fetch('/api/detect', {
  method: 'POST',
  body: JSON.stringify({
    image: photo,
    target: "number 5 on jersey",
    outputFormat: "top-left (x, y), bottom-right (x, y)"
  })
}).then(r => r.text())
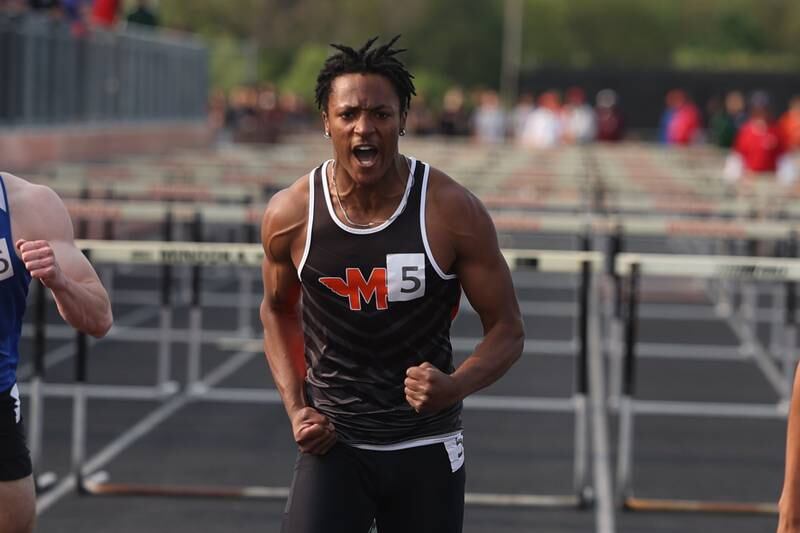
top-left (319, 253), bottom-right (426, 311)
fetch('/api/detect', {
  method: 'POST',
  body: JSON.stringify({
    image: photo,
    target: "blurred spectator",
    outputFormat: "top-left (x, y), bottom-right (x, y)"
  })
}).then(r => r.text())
top-left (62, 0), bottom-right (90, 36)
top-left (708, 90), bottom-right (746, 149)
top-left (734, 91), bottom-right (783, 172)
top-left (126, 0), bottom-right (158, 27)
top-left (510, 91), bottom-right (535, 141)
top-left (725, 91), bottom-right (795, 185)
top-left (658, 89), bottom-right (682, 143)
top-left (1, 0), bottom-right (28, 15)
top-left (227, 85), bottom-right (258, 139)
top-left (406, 93), bottom-right (437, 136)
top-left (561, 86), bottom-right (595, 144)
top-left (520, 90), bottom-right (561, 149)
top-left (279, 90), bottom-right (313, 134)
top-left (208, 89), bottom-right (229, 142)
top-left (257, 83), bottom-right (283, 143)
top-left (439, 87), bottom-right (470, 137)
top-left (27, 0), bottom-right (59, 13)
top-left (91, 0), bottom-right (121, 28)
top-left (226, 84), bottom-right (284, 144)
top-left (666, 91), bottom-right (701, 145)
top-left (472, 89), bottom-right (506, 144)
top-left (778, 95), bottom-right (800, 152)
top-left (27, 0), bottom-right (62, 20)
top-left (595, 89), bottom-right (625, 142)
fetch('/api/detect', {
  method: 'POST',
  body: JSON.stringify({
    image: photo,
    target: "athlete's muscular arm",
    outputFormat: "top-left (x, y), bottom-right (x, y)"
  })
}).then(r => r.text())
top-left (11, 178), bottom-right (112, 338)
top-left (778, 368), bottom-right (800, 532)
top-left (405, 170), bottom-right (524, 413)
top-left (260, 180), bottom-right (336, 455)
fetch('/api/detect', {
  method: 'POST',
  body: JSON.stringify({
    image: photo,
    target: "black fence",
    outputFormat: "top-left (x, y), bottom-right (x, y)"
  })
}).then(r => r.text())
top-left (0, 13), bottom-right (209, 126)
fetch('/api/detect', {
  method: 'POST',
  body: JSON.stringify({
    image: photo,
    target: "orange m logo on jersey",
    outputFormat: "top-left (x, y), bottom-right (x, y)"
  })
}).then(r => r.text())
top-left (319, 268), bottom-right (388, 311)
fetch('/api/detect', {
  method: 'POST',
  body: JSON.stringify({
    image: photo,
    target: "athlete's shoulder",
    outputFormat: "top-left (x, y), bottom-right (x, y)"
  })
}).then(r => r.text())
top-left (2, 172), bottom-right (61, 203)
top-left (0, 172), bottom-right (69, 231)
top-left (260, 169), bottom-right (314, 258)
top-left (0, 171), bottom-right (29, 199)
top-left (263, 164), bottom-right (318, 225)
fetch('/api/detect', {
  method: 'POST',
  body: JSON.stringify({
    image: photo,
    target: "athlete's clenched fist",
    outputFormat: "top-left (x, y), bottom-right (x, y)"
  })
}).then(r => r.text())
top-left (291, 406), bottom-right (337, 455)
top-left (405, 362), bottom-right (461, 414)
top-left (16, 239), bottom-right (66, 290)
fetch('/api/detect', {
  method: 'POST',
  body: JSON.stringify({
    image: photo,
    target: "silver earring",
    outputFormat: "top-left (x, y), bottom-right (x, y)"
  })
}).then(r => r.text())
top-left (324, 131), bottom-right (331, 138)
top-left (399, 129), bottom-right (406, 136)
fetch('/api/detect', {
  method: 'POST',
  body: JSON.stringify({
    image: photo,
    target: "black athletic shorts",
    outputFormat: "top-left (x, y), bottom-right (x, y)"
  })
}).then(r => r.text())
top-left (282, 434), bottom-right (466, 533)
top-left (0, 384), bottom-right (33, 482)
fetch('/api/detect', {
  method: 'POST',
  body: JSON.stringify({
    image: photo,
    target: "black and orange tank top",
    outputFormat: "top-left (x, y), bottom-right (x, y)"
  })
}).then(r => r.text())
top-left (297, 157), bottom-right (462, 446)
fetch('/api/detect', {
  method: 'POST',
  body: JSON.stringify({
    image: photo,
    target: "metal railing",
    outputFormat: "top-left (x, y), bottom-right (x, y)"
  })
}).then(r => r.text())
top-left (0, 12), bottom-right (208, 126)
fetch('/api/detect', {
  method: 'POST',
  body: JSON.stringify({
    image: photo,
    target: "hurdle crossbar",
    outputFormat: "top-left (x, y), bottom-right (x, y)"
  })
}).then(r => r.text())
top-left (624, 496), bottom-right (777, 515)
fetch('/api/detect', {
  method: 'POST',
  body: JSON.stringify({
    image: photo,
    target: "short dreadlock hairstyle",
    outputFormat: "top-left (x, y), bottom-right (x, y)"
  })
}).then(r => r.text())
top-left (315, 35), bottom-right (416, 114)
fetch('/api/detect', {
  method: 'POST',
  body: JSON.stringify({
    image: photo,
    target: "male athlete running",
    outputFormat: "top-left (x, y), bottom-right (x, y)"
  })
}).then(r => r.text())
top-left (260, 36), bottom-right (523, 533)
top-left (0, 172), bottom-right (112, 533)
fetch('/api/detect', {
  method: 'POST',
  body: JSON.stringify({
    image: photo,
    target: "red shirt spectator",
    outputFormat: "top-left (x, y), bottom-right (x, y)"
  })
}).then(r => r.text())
top-left (734, 119), bottom-right (784, 172)
top-left (667, 101), bottom-right (701, 145)
top-left (91, 0), bottom-right (120, 27)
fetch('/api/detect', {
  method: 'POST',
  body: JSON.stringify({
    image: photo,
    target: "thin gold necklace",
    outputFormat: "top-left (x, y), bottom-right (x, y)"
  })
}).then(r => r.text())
top-left (329, 158), bottom-right (409, 228)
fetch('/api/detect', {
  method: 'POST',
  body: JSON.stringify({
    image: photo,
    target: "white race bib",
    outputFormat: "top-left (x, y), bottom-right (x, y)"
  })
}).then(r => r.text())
top-left (386, 253), bottom-right (425, 302)
top-left (0, 238), bottom-right (14, 282)
top-left (11, 383), bottom-right (20, 423)
top-left (443, 433), bottom-right (465, 473)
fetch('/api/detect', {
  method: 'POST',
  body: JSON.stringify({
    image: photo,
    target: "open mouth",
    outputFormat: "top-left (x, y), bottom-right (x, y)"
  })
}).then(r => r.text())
top-left (353, 145), bottom-right (379, 166)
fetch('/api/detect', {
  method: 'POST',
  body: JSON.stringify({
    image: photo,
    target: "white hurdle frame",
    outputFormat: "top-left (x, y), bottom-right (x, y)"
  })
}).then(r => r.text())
top-left (613, 252), bottom-right (800, 514)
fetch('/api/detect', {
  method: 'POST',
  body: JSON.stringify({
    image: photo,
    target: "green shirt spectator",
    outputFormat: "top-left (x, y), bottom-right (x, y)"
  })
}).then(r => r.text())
top-left (126, 0), bottom-right (157, 27)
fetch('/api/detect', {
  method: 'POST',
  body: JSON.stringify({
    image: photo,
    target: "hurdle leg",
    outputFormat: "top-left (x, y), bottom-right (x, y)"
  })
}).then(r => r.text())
top-left (740, 282), bottom-right (758, 355)
top-left (771, 282), bottom-right (784, 358)
top-left (784, 324), bottom-right (798, 404)
top-left (28, 282), bottom-right (49, 490)
top-left (187, 212), bottom-right (205, 393)
top-left (573, 393), bottom-right (589, 503)
top-left (784, 280), bottom-right (797, 403)
top-left (573, 260), bottom-right (591, 504)
top-left (187, 305), bottom-right (204, 393)
top-left (72, 331), bottom-right (88, 493)
top-left (607, 317), bottom-right (623, 408)
top-left (616, 395), bottom-right (634, 504)
top-left (617, 262), bottom-right (639, 506)
top-left (157, 211), bottom-right (176, 394)
top-left (237, 267), bottom-right (253, 336)
top-left (157, 305), bottom-right (175, 396)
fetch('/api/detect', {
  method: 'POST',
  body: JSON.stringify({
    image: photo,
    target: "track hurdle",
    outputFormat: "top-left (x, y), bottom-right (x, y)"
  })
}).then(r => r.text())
top-left (55, 241), bottom-right (603, 511)
top-left (613, 252), bottom-right (800, 514)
